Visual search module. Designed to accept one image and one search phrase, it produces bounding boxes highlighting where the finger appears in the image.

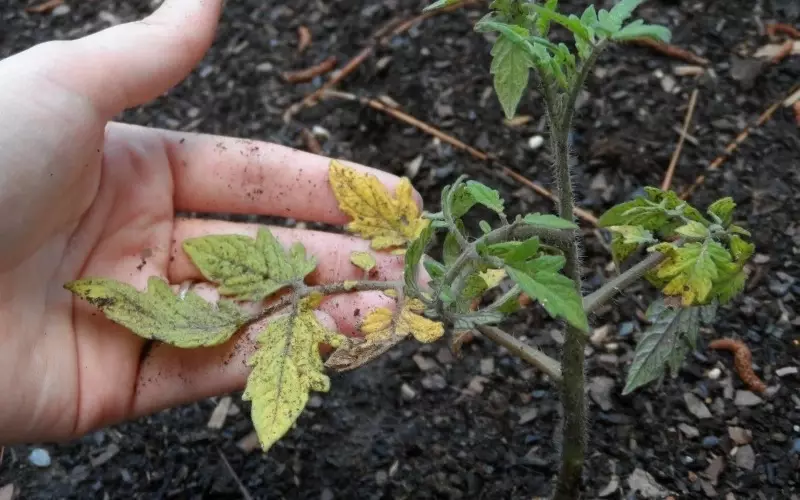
[169,218,406,285]
[116,123,420,222]
[36,0,222,116]
[130,290,395,419]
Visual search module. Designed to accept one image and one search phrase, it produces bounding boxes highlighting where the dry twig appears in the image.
[708,339,767,393]
[217,448,254,500]
[297,26,312,53]
[281,56,338,84]
[661,89,699,191]
[283,0,480,121]
[300,128,323,154]
[681,83,800,199]
[321,89,599,225]
[25,0,63,13]
[766,22,800,39]
[627,38,710,66]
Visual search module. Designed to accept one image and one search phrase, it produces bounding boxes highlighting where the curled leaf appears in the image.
[66,276,251,348]
[325,299,445,371]
[328,160,428,250]
[244,294,346,451]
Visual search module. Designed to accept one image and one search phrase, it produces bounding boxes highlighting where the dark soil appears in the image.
[2,0,799,498]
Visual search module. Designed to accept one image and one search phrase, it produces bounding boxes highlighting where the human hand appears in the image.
[0,0,414,445]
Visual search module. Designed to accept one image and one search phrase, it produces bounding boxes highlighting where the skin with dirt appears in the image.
[1,0,798,498]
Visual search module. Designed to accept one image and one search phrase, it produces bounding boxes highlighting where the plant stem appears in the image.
[583,252,666,313]
[477,325,562,382]
[550,41,608,500]
[250,280,404,326]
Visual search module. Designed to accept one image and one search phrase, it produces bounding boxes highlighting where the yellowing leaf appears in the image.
[325,298,444,372]
[65,276,251,348]
[183,228,317,302]
[244,294,346,451]
[328,160,429,250]
[480,269,507,289]
[649,241,734,306]
[349,251,377,272]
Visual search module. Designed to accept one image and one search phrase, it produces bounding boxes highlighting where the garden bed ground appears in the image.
[1,0,799,498]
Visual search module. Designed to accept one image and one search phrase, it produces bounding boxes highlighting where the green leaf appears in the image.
[404,224,433,296]
[466,180,505,215]
[423,0,461,12]
[622,298,701,394]
[535,0,559,35]
[643,187,708,224]
[461,273,490,301]
[523,212,578,230]
[596,9,620,34]
[183,228,317,302]
[479,220,493,234]
[529,4,590,41]
[487,32,535,119]
[598,198,668,230]
[580,4,598,26]
[244,293,346,451]
[608,0,646,25]
[450,185,477,218]
[505,266,588,332]
[649,240,734,306]
[502,237,541,266]
[423,256,446,280]
[443,222,463,267]
[708,197,736,227]
[729,225,751,237]
[674,220,710,239]
[607,225,656,245]
[65,276,251,348]
[452,310,505,330]
[524,254,566,274]
[610,232,640,264]
[611,20,672,43]
[729,234,755,263]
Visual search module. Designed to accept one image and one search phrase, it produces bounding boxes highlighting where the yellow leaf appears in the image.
[383,289,398,298]
[343,280,359,291]
[479,268,507,289]
[362,298,443,344]
[324,298,444,372]
[243,294,345,451]
[328,160,429,250]
[349,251,377,272]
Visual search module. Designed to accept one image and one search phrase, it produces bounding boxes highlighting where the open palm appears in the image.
[0,1,408,445]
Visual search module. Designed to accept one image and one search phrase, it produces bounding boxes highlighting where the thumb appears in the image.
[43,0,223,117]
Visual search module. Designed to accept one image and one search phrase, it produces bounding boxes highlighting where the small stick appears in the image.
[321,89,599,226]
[283,1,478,122]
[300,128,323,154]
[25,0,63,13]
[297,26,312,53]
[770,39,795,64]
[281,56,338,84]
[708,339,767,393]
[217,448,254,500]
[661,88,699,191]
[766,22,800,39]
[681,83,800,199]
[627,38,710,66]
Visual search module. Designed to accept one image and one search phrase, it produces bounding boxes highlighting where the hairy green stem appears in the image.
[583,252,666,313]
[551,41,608,500]
[477,325,562,382]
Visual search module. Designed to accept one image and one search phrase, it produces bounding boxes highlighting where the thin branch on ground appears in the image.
[320,89,600,226]
[217,448,254,500]
[281,56,338,84]
[681,83,800,199]
[766,22,800,39]
[283,0,480,122]
[476,325,562,382]
[661,88,699,191]
[626,38,710,65]
[583,252,666,314]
